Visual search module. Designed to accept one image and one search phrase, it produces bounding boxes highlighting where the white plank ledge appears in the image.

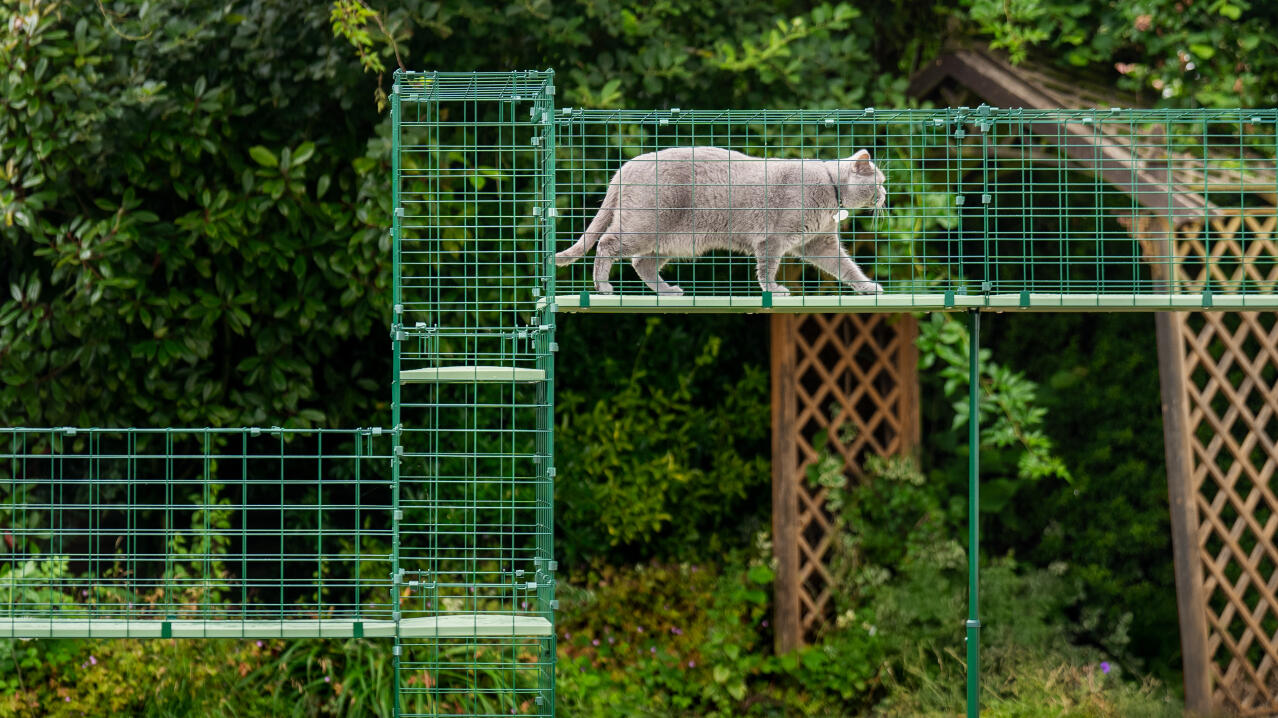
[0,614,553,639]
[401,366,546,383]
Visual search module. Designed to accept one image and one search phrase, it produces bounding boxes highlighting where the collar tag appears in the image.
[833,209,850,222]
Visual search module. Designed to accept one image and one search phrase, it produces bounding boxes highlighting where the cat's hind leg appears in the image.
[797,235,882,294]
[631,255,683,295]
[592,231,620,294]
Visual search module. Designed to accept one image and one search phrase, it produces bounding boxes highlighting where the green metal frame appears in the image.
[4,68,1277,717]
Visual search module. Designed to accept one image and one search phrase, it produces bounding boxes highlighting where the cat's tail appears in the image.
[555,180,618,266]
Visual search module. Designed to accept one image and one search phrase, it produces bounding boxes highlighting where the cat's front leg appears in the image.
[631,255,683,295]
[753,239,790,294]
[799,235,883,294]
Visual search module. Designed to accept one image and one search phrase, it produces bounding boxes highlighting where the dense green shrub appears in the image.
[554,315,771,562]
[986,313,1179,680]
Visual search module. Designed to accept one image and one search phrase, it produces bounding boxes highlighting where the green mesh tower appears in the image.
[4,66,1278,718]
[390,71,558,717]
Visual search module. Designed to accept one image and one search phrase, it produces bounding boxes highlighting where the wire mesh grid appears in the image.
[0,427,393,637]
[553,107,1278,311]
[391,70,556,716]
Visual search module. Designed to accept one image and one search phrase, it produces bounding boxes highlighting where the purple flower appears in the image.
[1100,661,1111,675]
[64,697,70,703]
[671,627,683,635]
[591,639,599,646]
[521,601,528,610]
[688,660,695,668]
[762,620,769,628]
[89,655,97,666]
[607,637,615,645]
[650,647,656,654]
[324,676,331,683]
[563,632,571,640]
[637,626,644,634]
[256,640,263,648]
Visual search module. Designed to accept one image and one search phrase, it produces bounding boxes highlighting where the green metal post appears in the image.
[389,69,403,718]
[966,309,981,718]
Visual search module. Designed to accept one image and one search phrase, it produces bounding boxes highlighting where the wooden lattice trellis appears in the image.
[770,313,919,652]
[1142,207,1278,716]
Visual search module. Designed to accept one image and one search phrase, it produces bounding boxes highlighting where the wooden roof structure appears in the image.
[908,48,1276,220]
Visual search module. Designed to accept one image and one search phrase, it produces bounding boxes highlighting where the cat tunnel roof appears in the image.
[908,47,1277,224]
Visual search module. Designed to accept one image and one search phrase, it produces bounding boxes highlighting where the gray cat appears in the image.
[555,146,886,295]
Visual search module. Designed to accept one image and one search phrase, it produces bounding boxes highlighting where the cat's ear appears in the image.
[850,149,874,175]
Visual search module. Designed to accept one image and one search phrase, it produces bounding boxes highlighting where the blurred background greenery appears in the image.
[4,0,1275,714]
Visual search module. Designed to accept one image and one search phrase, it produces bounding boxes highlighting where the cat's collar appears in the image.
[824,162,849,223]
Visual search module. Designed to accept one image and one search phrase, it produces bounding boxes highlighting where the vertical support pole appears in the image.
[966,309,981,718]
[1155,311,1212,714]
[389,70,403,718]
[770,314,801,653]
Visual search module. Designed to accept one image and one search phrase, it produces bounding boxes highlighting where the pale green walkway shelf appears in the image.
[0,615,553,639]
[4,68,1275,717]
[401,366,547,382]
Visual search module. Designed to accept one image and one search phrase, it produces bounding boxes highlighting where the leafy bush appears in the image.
[555,315,771,563]
[0,636,391,717]
[556,558,882,717]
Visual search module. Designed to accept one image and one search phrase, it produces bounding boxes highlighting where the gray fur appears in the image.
[556,146,886,295]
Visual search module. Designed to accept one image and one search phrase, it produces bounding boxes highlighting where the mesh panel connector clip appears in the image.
[547,561,557,572]
[550,600,560,610]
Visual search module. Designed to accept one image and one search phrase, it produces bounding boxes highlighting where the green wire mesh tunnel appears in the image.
[3,69,1278,716]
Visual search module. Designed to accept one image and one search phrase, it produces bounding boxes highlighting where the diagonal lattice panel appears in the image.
[771,313,919,649]
[1154,207,1278,715]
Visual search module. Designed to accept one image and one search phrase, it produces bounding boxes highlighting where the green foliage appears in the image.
[953,0,1278,106]
[555,315,771,562]
[916,313,1071,515]
[1,0,392,429]
[987,313,1180,679]
[556,558,882,716]
[823,450,1181,718]
[0,636,388,717]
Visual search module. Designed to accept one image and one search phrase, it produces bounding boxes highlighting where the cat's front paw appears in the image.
[595,282,615,295]
[851,281,883,295]
[657,285,684,296]
[762,284,791,296]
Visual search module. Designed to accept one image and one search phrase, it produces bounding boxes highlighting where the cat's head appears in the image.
[840,149,887,210]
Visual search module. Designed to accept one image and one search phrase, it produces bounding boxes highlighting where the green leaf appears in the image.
[747,564,774,585]
[249,145,278,167]
[1189,43,1216,59]
[293,142,316,166]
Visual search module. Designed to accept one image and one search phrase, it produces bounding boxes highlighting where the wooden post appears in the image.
[1154,311,1212,715]
[770,314,801,654]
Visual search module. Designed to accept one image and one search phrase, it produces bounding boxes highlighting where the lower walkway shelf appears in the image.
[0,614,554,639]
